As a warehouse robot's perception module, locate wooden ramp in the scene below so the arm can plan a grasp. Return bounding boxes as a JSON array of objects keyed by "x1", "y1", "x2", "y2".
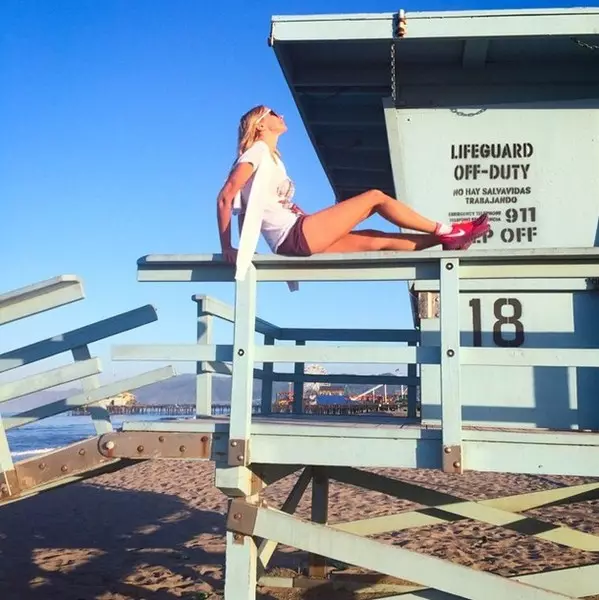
[{"x1": 0, "y1": 275, "x2": 176, "y2": 504}]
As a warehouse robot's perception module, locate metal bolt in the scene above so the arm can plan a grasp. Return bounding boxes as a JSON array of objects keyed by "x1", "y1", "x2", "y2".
[
  {"x1": 104, "y1": 441, "x2": 115, "y2": 450},
  {"x1": 233, "y1": 513, "x2": 242, "y2": 520},
  {"x1": 444, "y1": 447, "x2": 452, "y2": 454},
  {"x1": 39, "y1": 463, "x2": 47, "y2": 471},
  {"x1": 201, "y1": 436, "x2": 208, "y2": 443},
  {"x1": 78, "y1": 449, "x2": 86, "y2": 456},
  {"x1": 237, "y1": 349, "x2": 245, "y2": 356},
  {"x1": 137, "y1": 445, "x2": 145, "y2": 453},
  {"x1": 179, "y1": 445, "x2": 186, "y2": 453},
  {"x1": 237, "y1": 455, "x2": 244, "y2": 462},
  {"x1": 231, "y1": 441, "x2": 238, "y2": 447},
  {"x1": 233, "y1": 533, "x2": 243, "y2": 541},
  {"x1": 446, "y1": 262, "x2": 454, "y2": 270},
  {"x1": 447, "y1": 349, "x2": 455, "y2": 357},
  {"x1": 61, "y1": 465, "x2": 68, "y2": 473},
  {"x1": 0, "y1": 484, "x2": 9, "y2": 495},
  {"x1": 158, "y1": 436, "x2": 165, "y2": 443},
  {"x1": 453, "y1": 461, "x2": 461, "y2": 469}
]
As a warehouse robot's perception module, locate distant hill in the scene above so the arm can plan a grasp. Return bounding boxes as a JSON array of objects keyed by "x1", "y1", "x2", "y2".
[
  {"x1": 134, "y1": 373, "x2": 234, "y2": 405},
  {"x1": 4, "y1": 371, "x2": 407, "y2": 413},
  {"x1": 132, "y1": 372, "x2": 407, "y2": 405}
]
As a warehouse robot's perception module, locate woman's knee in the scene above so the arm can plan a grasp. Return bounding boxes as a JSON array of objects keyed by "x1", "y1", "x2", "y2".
[
  {"x1": 365, "y1": 188, "x2": 385, "y2": 202},
  {"x1": 357, "y1": 189, "x2": 386, "y2": 213}
]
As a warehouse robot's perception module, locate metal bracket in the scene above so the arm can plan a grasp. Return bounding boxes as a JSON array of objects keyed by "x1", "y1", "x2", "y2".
[
  {"x1": 0, "y1": 469, "x2": 21, "y2": 499},
  {"x1": 226, "y1": 498, "x2": 258, "y2": 537},
  {"x1": 443, "y1": 445, "x2": 463, "y2": 474},
  {"x1": 1, "y1": 437, "x2": 115, "y2": 502},
  {"x1": 228, "y1": 438, "x2": 250, "y2": 467},
  {"x1": 98, "y1": 431, "x2": 212, "y2": 460}
]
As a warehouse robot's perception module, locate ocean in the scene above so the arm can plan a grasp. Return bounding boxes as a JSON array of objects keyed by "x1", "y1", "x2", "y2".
[{"x1": 5, "y1": 414, "x2": 168, "y2": 461}]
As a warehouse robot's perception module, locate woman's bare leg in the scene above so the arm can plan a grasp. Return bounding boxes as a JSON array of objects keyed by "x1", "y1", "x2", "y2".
[
  {"x1": 302, "y1": 189, "x2": 439, "y2": 254},
  {"x1": 321, "y1": 229, "x2": 439, "y2": 253}
]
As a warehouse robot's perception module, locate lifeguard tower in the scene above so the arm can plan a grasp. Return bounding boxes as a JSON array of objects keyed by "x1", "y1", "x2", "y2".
[{"x1": 2, "y1": 7, "x2": 599, "y2": 600}]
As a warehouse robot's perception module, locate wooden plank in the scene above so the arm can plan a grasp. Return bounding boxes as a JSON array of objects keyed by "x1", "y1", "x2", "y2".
[
  {"x1": 0, "y1": 415, "x2": 15, "y2": 495},
  {"x1": 230, "y1": 503, "x2": 571, "y2": 600},
  {"x1": 192, "y1": 294, "x2": 281, "y2": 339},
  {"x1": 0, "y1": 275, "x2": 83, "y2": 325},
  {"x1": 462, "y1": 347, "x2": 599, "y2": 368},
  {"x1": 3, "y1": 366, "x2": 175, "y2": 429},
  {"x1": 257, "y1": 467, "x2": 312, "y2": 573},
  {"x1": 195, "y1": 298, "x2": 213, "y2": 417},
  {"x1": 0, "y1": 305, "x2": 158, "y2": 373},
  {"x1": 439, "y1": 259, "x2": 462, "y2": 474},
  {"x1": 112, "y1": 343, "x2": 439, "y2": 366},
  {"x1": 137, "y1": 248, "x2": 599, "y2": 268},
  {"x1": 271, "y1": 9, "x2": 599, "y2": 42},
  {"x1": 257, "y1": 344, "x2": 439, "y2": 365},
  {"x1": 261, "y1": 337, "x2": 275, "y2": 415},
  {"x1": 293, "y1": 341, "x2": 305, "y2": 414},
  {"x1": 71, "y1": 346, "x2": 112, "y2": 434},
  {"x1": 0, "y1": 359, "x2": 101, "y2": 403},
  {"x1": 277, "y1": 327, "x2": 420, "y2": 342},
  {"x1": 228, "y1": 266, "x2": 257, "y2": 466}
]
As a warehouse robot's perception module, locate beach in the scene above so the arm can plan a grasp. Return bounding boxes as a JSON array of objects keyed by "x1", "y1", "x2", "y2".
[{"x1": 0, "y1": 460, "x2": 598, "y2": 599}]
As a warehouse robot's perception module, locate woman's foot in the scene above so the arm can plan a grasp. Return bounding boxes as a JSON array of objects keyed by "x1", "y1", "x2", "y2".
[{"x1": 437, "y1": 214, "x2": 489, "y2": 250}]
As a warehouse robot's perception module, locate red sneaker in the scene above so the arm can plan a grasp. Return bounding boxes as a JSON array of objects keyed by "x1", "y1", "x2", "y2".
[{"x1": 437, "y1": 214, "x2": 489, "y2": 250}]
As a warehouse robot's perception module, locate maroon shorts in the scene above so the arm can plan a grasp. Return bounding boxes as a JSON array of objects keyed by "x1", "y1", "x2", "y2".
[{"x1": 276, "y1": 216, "x2": 312, "y2": 257}]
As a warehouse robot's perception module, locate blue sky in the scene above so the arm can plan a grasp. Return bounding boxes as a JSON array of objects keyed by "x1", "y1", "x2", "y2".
[{"x1": 1, "y1": 0, "x2": 595, "y2": 387}]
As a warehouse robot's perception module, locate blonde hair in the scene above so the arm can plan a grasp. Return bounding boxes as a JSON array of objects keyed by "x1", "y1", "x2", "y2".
[{"x1": 237, "y1": 105, "x2": 281, "y2": 162}]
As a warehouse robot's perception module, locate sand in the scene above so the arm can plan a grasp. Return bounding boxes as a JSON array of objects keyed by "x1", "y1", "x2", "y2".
[{"x1": 0, "y1": 460, "x2": 598, "y2": 599}]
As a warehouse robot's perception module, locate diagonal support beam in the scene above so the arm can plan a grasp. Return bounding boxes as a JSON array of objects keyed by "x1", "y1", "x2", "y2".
[
  {"x1": 227, "y1": 501, "x2": 572, "y2": 600},
  {"x1": 0, "y1": 304, "x2": 158, "y2": 373},
  {"x1": 480, "y1": 482, "x2": 599, "y2": 512},
  {"x1": 0, "y1": 437, "x2": 127, "y2": 504},
  {"x1": 0, "y1": 275, "x2": 84, "y2": 326},
  {"x1": 0, "y1": 358, "x2": 101, "y2": 403},
  {"x1": 71, "y1": 346, "x2": 112, "y2": 434},
  {"x1": 3, "y1": 366, "x2": 175, "y2": 429},
  {"x1": 257, "y1": 467, "x2": 313, "y2": 574},
  {"x1": 328, "y1": 468, "x2": 599, "y2": 551}
]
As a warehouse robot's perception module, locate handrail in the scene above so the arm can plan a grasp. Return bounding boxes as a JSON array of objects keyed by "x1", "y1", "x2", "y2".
[
  {"x1": 187, "y1": 292, "x2": 420, "y2": 416},
  {"x1": 124, "y1": 248, "x2": 599, "y2": 474}
]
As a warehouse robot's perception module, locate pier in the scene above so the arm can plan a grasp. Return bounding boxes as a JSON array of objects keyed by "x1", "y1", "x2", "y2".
[
  {"x1": 68, "y1": 403, "x2": 247, "y2": 417},
  {"x1": 69, "y1": 401, "x2": 406, "y2": 417}
]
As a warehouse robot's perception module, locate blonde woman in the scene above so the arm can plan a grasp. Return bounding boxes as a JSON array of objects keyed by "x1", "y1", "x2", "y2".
[{"x1": 216, "y1": 105, "x2": 489, "y2": 271}]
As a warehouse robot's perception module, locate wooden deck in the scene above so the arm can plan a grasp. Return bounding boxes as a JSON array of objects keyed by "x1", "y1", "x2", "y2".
[{"x1": 120, "y1": 414, "x2": 599, "y2": 475}]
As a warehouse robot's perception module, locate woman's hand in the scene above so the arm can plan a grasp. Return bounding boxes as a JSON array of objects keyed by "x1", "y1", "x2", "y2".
[{"x1": 222, "y1": 247, "x2": 238, "y2": 264}]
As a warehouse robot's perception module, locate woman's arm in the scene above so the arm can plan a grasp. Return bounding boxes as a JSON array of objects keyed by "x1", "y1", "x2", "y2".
[{"x1": 216, "y1": 162, "x2": 253, "y2": 262}]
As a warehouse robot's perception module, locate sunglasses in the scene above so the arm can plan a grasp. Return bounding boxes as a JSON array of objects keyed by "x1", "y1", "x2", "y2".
[{"x1": 256, "y1": 109, "x2": 282, "y2": 123}]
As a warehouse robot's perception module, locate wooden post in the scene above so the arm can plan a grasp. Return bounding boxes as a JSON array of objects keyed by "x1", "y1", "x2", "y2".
[
  {"x1": 261, "y1": 336, "x2": 275, "y2": 415},
  {"x1": 195, "y1": 297, "x2": 213, "y2": 417},
  {"x1": 309, "y1": 466, "x2": 329, "y2": 578},
  {"x1": 293, "y1": 340, "x2": 305, "y2": 414}
]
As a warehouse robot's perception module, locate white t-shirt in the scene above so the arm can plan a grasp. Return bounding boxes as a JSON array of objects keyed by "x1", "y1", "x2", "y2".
[{"x1": 235, "y1": 140, "x2": 303, "y2": 252}]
